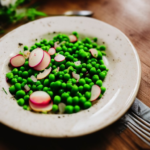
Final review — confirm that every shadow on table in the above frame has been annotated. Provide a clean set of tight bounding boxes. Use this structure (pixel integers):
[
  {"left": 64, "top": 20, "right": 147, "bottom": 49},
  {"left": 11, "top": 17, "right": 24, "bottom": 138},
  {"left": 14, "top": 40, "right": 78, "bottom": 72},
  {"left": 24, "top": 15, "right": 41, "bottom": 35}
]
[{"left": 0, "top": 123, "right": 113, "bottom": 150}]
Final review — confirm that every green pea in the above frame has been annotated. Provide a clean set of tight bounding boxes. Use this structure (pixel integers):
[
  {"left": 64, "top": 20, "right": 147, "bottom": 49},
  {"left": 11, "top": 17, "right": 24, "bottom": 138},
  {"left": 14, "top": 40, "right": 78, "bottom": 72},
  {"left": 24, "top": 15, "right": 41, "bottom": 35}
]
[
  {"left": 96, "top": 80, "right": 103, "bottom": 87},
  {"left": 6, "top": 72, "right": 13, "bottom": 79},
  {"left": 99, "top": 60, "right": 104, "bottom": 65},
  {"left": 99, "top": 45, "right": 106, "bottom": 50},
  {"left": 61, "top": 82, "right": 66, "bottom": 89},
  {"left": 27, "top": 77, "right": 33, "bottom": 84},
  {"left": 81, "top": 68, "right": 86, "bottom": 73},
  {"left": 17, "top": 98, "right": 25, "bottom": 106},
  {"left": 91, "top": 61, "right": 96, "bottom": 66},
  {"left": 20, "top": 66, "right": 25, "bottom": 71},
  {"left": 79, "top": 78, "right": 86, "bottom": 85},
  {"left": 65, "top": 105, "right": 74, "bottom": 114},
  {"left": 28, "top": 69, "right": 34, "bottom": 76},
  {"left": 90, "top": 67, "right": 96, "bottom": 74},
  {"left": 36, "top": 81, "right": 41, "bottom": 86},
  {"left": 74, "top": 105, "right": 80, "bottom": 113},
  {"left": 85, "top": 92, "right": 91, "bottom": 99},
  {"left": 59, "top": 89, "right": 64, "bottom": 95},
  {"left": 64, "top": 74, "right": 70, "bottom": 81},
  {"left": 99, "top": 71, "right": 106, "bottom": 80},
  {"left": 100, "top": 65, "right": 107, "bottom": 71},
  {"left": 71, "top": 85, "right": 78, "bottom": 94},
  {"left": 18, "top": 71, "right": 22, "bottom": 76},
  {"left": 43, "top": 79, "right": 49, "bottom": 86},
  {"left": 72, "top": 96, "right": 79, "bottom": 105},
  {"left": 9, "top": 85, "right": 16, "bottom": 94},
  {"left": 12, "top": 68, "right": 18, "bottom": 75},
  {"left": 60, "top": 64, "right": 65, "bottom": 70},
  {"left": 87, "top": 64, "right": 92, "bottom": 70},
  {"left": 16, "top": 90, "right": 25, "bottom": 98},
  {"left": 43, "top": 87, "right": 49, "bottom": 92},
  {"left": 95, "top": 64, "right": 100, "bottom": 69},
  {"left": 24, "top": 45, "right": 28, "bottom": 51},
  {"left": 61, "top": 92, "right": 69, "bottom": 101},
  {"left": 37, "top": 85, "right": 43, "bottom": 90},
  {"left": 99, "top": 94, "right": 103, "bottom": 99},
  {"left": 101, "top": 86, "right": 106, "bottom": 94},
  {"left": 67, "top": 96, "right": 73, "bottom": 105},
  {"left": 66, "top": 82, "right": 72, "bottom": 90},
  {"left": 78, "top": 86, "right": 83, "bottom": 93},
  {"left": 52, "top": 104, "right": 59, "bottom": 112},
  {"left": 79, "top": 96, "right": 86, "bottom": 105},
  {"left": 24, "top": 95, "right": 29, "bottom": 101},
  {"left": 84, "top": 101, "right": 92, "bottom": 109},
  {"left": 47, "top": 91, "right": 53, "bottom": 98},
  {"left": 83, "top": 84, "right": 91, "bottom": 91},
  {"left": 31, "top": 84, "right": 36, "bottom": 91},
  {"left": 89, "top": 82, "right": 94, "bottom": 88},
  {"left": 56, "top": 47, "right": 62, "bottom": 52},
  {"left": 54, "top": 95, "right": 61, "bottom": 104},
  {"left": 22, "top": 71, "right": 28, "bottom": 78},
  {"left": 17, "top": 77, "right": 23, "bottom": 83},
  {"left": 11, "top": 78, "right": 17, "bottom": 84},
  {"left": 97, "top": 51, "right": 102, "bottom": 59},
  {"left": 15, "top": 83, "right": 22, "bottom": 91},
  {"left": 49, "top": 74, "right": 55, "bottom": 82},
  {"left": 23, "top": 105, "right": 30, "bottom": 110},
  {"left": 28, "top": 90, "right": 33, "bottom": 95},
  {"left": 92, "top": 75, "right": 99, "bottom": 83},
  {"left": 27, "top": 84, "right": 31, "bottom": 89},
  {"left": 71, "top": 78, "right": 76, "bottom": 84}
]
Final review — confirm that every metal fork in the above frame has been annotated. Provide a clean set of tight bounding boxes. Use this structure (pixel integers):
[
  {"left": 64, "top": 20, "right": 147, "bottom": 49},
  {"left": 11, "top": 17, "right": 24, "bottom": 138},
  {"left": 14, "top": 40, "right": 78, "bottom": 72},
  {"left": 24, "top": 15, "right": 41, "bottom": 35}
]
[{"left": 124, "top": 111, "right": 150, "bottom": 146}]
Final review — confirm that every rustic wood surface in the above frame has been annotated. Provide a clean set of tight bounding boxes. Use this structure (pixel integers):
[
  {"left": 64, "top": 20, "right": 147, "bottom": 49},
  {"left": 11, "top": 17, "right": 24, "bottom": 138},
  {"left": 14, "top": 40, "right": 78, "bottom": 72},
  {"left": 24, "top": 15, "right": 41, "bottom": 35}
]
[{"left": 0, "top": 0, "right": 150, "bottom": 149}]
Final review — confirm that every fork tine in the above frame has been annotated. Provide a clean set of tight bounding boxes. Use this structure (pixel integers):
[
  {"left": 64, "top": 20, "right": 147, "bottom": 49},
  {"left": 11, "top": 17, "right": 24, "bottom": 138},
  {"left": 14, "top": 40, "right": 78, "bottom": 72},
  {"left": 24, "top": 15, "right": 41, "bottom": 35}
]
[
  {"left": 126, "top": 123, "right": 150, "bottom": 146},
  {"left": 131, "top": 112, "right": 150, "bottom": 127},
  {"left": 128, "top": 114, "right": 150, "bottom": 133}
]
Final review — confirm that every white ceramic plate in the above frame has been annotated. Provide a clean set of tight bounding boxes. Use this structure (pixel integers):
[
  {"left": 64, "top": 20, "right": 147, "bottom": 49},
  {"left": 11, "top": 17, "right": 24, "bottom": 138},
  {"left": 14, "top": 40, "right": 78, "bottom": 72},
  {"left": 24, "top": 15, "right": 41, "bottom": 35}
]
[{"left": 0, "top": 17, "right": 141, "bottom": 137}]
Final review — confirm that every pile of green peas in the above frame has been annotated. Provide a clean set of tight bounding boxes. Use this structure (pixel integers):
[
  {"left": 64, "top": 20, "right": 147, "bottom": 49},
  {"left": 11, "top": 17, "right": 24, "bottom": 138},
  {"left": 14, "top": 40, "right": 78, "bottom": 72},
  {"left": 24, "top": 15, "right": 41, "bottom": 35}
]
[{"left": 6, "top": 31, "right": 108, "bottom": 114}]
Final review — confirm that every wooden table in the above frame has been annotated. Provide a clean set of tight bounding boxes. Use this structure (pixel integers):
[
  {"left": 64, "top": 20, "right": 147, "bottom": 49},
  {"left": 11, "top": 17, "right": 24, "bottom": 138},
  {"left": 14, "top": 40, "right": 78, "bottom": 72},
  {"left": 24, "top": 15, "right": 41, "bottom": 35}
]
[{"left": 0, "top": 0, "right": 150, "bottom": 149}]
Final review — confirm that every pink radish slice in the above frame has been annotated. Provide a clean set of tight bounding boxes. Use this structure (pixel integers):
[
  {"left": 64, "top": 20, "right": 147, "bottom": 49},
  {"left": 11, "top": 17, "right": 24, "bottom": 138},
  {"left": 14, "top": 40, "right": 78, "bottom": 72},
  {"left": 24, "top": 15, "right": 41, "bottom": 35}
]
[
  {"left": 37, "top": 67, "right": 52, "bottom": 80},
  {"left": 24, "top": 50, "right": 30, "bottom": 59},
  {"left": 24, "top": 84, "right": 30, "bottom": 92},
  {"left": 6, "top": 78, "right": 8, "bottom": 82},
  {"left": 34, "top": 51, "right": 51, "bottom": 71},
  {"left": 90, "top": 85, "right": 101, "bottom": 101},
  {"left": 58, "top": 103, "right": 66, "bottom": 114},
  {"left": 10, "top": 54, "right": 25, "bottom": 67},
  {"left": 56, "top": 67, "right": 60, "bottom": 72},
  {"left": 48, "top": 48, "right": 56, "bottom": 55},
  {"left": 54, "top": 41, "right": 59, "bottom": 49},
  {"left": 54, "top": 54, "right": 65, "bottom": 62},
  {"left": 72, "top": 72, "right": 80, "bottom": 82},
  {"left": 29, "top": 48, "right": 44, "bottom": 67},
  {"left": 90, "top": 49, "right": 98, "bottom": 58},
  {"left": 29, "top": 101, "right": 53, "bottom": 112},
  {"left": 30, "top": 91, "right": 51, "bottom": 106},
  {"left": 74, "top": 61, "right": 81, "bottom": 66},
  {"left": 69, "top": 35, "right": 77, "bottom": 43}
]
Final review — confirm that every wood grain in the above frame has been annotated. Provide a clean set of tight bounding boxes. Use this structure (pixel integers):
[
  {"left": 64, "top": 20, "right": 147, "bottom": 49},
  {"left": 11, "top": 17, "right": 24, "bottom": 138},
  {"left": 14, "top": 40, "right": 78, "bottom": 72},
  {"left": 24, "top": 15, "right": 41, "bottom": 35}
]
[{"left": 0, "top": 0, "right": 150, "bottom": 149}]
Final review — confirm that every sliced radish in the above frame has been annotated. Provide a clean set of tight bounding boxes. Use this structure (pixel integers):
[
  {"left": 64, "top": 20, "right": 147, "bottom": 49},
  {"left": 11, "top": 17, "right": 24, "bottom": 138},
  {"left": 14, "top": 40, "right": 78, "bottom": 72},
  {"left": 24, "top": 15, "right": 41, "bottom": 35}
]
[
  {"left": 34, "top": 51, "right": 51, "bottom": 71},
  {"left": 56, "top": 67, "right": 60, "bottom": 72},
  {"left": 72, "top": 72, "right": 80, "bottom": 82},
  {"left": 30, "top": 91, "right": 51, "bottom": 106},
  {"left": 69, "top": 35, "right": 77, "bottom": 43},
  {"left": 74, "top": 61, "right": 81, "bottom": 66},
  {"left": 30, "top": 75, "right": 37, "bottom": 82},
  {"left": 90, "top": 85, "right": 101, "bottom": 101},
  {"left": 54, "top": 54, "right": 65, "bottom": 62},
  {"left": 48, "top": 47, "right": 56, "bottom": 55},
  {"left": 29, "top": 48, "right": 44, "bottom": 67},
  {"left": 24, "top": 50, "right": 30, "bottom": 59},
  {"left": 90, "top": 49, "right": 98, "bottom": 58},
  {"left": 29, "top": 101, "right": 53, "bottom": 112},
  {"left": 24, "top": 84, "right": 30, "bottom": 92},
  {"left": 58, "top": 103, "right": 66, "bottom": 114},
  {"left": 54, "top": 41, "right": 59, "bottom": 49},
  {"left": 37, "top": 67, "right": 52, "bottom": 80},
  {"left": 10, "top": 54, "right": 25, "bottom": 67}
]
